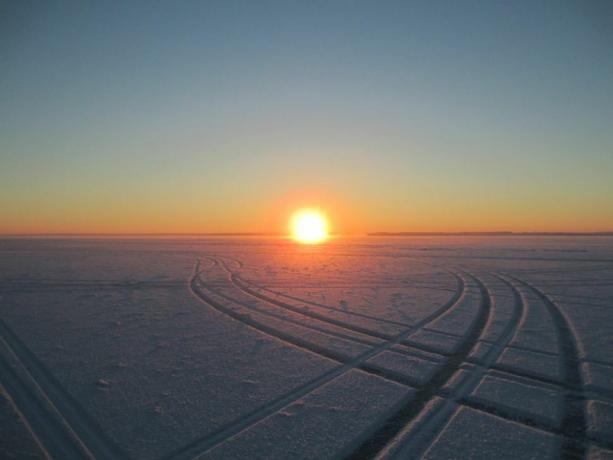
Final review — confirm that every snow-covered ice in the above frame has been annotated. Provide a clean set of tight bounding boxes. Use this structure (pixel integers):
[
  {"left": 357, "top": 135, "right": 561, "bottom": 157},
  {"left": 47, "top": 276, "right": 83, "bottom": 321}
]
[{"left": 1, "top": 236, "right": 612, "bottom": 459}]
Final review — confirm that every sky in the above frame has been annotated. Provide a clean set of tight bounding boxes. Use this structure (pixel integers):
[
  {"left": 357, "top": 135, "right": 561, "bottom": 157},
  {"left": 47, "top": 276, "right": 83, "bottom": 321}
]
[{"left": 1, "top": 1, "right": 612, "bottom": 234}]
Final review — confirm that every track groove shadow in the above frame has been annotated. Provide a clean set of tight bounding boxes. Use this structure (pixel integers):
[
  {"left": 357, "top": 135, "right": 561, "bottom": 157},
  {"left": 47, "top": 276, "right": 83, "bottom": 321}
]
[
  {"left": 164, "top": 258, "right": 469, "bottom": 460},
  {"left": 0, "top": 319, "right": 128, "bottom": 460}
]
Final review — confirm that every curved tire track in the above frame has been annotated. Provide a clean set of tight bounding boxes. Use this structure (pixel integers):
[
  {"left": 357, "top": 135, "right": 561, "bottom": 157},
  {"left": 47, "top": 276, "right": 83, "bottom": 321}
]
[
  {"left": 171, "top": 258, "right": 470, "bottom": 460},
  {"left": 201, "top": 257, "right": 468, "bottom": 373},
  {"left": 189, "top": 258, "right": 596, "bottom": 459},
  {"left": 217, "top": 254, "right": 418, "bottom": 329},
  {"left": 220, "top": 258, "right": 466, "bottom": 353},
  {"left": 201, "top": 280, "right": 442, "bottom": 368},
  {"left": 344, "top": 272, "right": 492, "bottom": 460},
  {"left": 509, "top": 275, "right": 587, "bottom": 460},
  {"left": 373, "top": 273, "right": 525, "bottom": 459}
]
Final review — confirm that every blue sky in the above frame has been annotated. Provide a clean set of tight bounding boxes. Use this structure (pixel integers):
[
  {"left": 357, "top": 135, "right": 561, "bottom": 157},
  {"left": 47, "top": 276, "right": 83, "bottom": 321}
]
[{"left": 1, "top": 1, "right": 612, "bottom": 233}]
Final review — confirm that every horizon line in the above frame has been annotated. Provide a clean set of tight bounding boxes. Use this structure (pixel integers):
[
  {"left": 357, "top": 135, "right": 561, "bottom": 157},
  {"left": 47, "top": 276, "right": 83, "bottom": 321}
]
[{"left": 1, "top": 230, "right": 613, "bottom": 238}]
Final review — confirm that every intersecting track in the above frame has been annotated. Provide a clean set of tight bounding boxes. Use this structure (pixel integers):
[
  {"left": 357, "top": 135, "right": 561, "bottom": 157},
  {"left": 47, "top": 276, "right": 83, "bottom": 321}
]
[
  {"left": 218, "top": 257, "right": 466, "bottom": 357},
  {"left": 213, "top": 256, "right": 465, "bottom": 357},
  {"left": 167, "top": 258, "right": 470, "bottom": 460},
  {"left": 0, "top": 319, "right": 128, "bottom": 460},
  {"left": 219, "top": 253, "right": 466, "bottom": 334},
  {"left": 181, "top": 257, "right": 569, "bottom": 459},
  {"left": 221, "top": 256, "right": 457, "bottom": 323},
  {"left": 189, "top": 257, "right": 611, "bottom": 459},
  {"left": 208, "top": 256, "right": 470, "bottom": 383},
  {"left": 234, "top": 275, "right": 413, "bottom": 329},
  {"left": 357, "top": 273, "right": 522, "bottom": 459},
  {"left": 0, "top": 252, "right": 604, "bottom": 460},
  {"left": 198, "top": 282, "right": 425, "bottom": 376},
  {"left": 206, "top": 262, "right": 409, "bottom": 354},
  {"left": 370, "top": 272, "right": 600, "bottom": 460},
  {"left": 343, "top": 268, "right": 492, "bottom": 459}
]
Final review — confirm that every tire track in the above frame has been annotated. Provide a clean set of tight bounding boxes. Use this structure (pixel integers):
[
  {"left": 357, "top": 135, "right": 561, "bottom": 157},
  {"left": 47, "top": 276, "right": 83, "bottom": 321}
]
[
  {"left": 212, "top": 255, "right": 613, "bottom": 409},
  {"left": 207, "top": 257, "right": 470, "bottom": 366},
  {"left": 220, "top": 258, "right": 467, "bottom": 352},
  {"left": 168, "top": 258, "right": 470, "bottom": 460},
  {"left": 0, "top": 354, "right": 86, "bottom": 459},
  {"left": 483, "top": 365, "right": 613, "bottom": 408},
  {"left": 231, "top": 274, "right": 414, "bottom": 341},
  {"left": 201, "top": 280, "right": 441, "bottom": 367},
  {"left": 459, "top": 397, "right": 613, "bottom": 452},
  {"left": 232, "top": 276, "right": 412, "bottom": 328},
  {"left": 192, "top": 272, "right": 416, "bottom": 386},
  {"left": 344, "top": 272, "right": 492, "bottom": 460},
  {"left": 0, "top": 319, "right": 128, "bottom": 460},
  {"left": 208, "top": 258, "right": 608, "bottom": 414},
  {"left": 509, "top": 275, "right": 587, "bottom": 460},
  {"left": 217, "top": 254, "right": 462, "bottom": 294},
  {"left": 383, "top": 274, "right": 609, "bottom": 458},
  {"left": 192, "top": 260, "right": 458, "bottom": 387},
  {"left": 213, "top": 256, "right": 592, "bottom": 395},
  {"left": 214, "top": 256, "right": 468, "bottom": 357},
  {"left": 204, "top": 258, "right": 452, "bottom": 362},
  {"left": 218, "top": 255, "right": 455, "bottom": 328},
  {"left": 371, "top": 273, "right": 524, "bottom": 459},
  {"left": 189, "top": 259, "right": 598, "bottom": 458}
]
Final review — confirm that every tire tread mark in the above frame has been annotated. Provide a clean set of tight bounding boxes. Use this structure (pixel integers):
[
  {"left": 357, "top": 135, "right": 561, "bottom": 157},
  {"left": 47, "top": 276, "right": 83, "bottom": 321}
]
[
  {"left": 0, "top": 355, "right": 86, "bottom": 459},
  {"left": 204, "top": 283, "right": 383, "bottom": 346},
  {"left": 229, "top": 269, "right": 412, "bottom": 328},
  {"left": 509, "top": 276, "right": 587, "bottom": 460},
  {"left": 387, "top": 273, "right": 524, "bottom": 459},
  {"left": 0, "top": 319, "right": 129, "bottom": 460},
  {"left": 165, "top": 259, "right": 467, "bottom": 460},
  {"left": 0, "top": 382, "right": 52, "bottom": 460},
  {"left": 344, "top": 272, "right": 491, "bottom": 459},
  {"left": 203, "top": 278, "right": 448, "bottom": 366},
  {"left": 191, "top": 260, "right": 603, "bottom": 458},
  {"left": 220, "top": 258, "right": 466, "bottom": 352},
  {"left": 461, "top": 398, "right": 613, "bottom": 451},
  {"left": 193, "top": 277, "right": 416, "bottom": 386}
]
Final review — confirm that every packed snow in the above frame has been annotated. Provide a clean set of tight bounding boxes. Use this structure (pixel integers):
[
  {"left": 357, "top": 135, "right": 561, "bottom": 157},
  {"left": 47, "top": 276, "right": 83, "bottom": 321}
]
[{"left": 0, "top": 236, "right": 612, "bottom": 459}]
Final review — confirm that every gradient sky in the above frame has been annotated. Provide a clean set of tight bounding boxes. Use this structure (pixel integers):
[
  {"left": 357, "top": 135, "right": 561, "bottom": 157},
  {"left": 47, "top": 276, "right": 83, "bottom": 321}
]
[{"left": 1, "top": 1, "right": 612, "bottom": 234}]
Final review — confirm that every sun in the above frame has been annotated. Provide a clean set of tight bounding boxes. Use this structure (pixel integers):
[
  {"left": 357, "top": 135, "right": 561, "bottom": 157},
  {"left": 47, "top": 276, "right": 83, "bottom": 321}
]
[{"left": 290, "top": 209, "right": 329, "bottom": 244}]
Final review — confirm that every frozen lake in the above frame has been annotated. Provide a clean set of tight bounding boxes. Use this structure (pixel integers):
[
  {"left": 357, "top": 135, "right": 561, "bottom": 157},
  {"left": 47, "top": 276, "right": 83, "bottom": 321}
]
[{"left": 1, "top": 236, "right": 612, "bottom": 459}]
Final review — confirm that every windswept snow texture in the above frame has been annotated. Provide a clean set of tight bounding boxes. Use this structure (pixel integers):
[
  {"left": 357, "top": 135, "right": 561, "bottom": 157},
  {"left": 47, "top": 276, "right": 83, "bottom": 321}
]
[{"left": 1, "top": 236, "right": 613, "bottom": 460}]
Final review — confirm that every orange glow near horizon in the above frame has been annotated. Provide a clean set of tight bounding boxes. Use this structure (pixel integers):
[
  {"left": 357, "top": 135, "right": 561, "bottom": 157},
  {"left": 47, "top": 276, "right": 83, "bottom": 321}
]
[
  {"left": 1, "top": 186, "right": 612, "bottom": 235},
  {"left": 290, "top": 209, "right": 329, "bottom": 244}
]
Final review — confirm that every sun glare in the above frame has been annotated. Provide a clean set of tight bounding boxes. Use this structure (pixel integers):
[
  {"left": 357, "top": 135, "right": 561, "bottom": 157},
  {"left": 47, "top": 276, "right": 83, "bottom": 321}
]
[{"left": 291, "top": 209, "right": 329, "bottom": 244}]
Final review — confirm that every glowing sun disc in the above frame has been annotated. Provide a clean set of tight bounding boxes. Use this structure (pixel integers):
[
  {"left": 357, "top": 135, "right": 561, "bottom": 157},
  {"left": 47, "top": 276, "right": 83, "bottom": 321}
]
[{"left": 291, "top": 209, "right": 329, "bottom": 244}]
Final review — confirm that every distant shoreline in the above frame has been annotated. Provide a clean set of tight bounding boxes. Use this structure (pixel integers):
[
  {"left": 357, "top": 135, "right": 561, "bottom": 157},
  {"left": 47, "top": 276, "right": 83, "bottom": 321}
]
[{"left": 367, "top": 232, "right": 613, "bottom": 237}]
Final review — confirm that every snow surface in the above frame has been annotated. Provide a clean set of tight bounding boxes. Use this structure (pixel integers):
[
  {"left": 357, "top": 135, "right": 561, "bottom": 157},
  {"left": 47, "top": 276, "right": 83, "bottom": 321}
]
[{"left": 0, "top": 236, "right": 612, "bottom": 459}]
